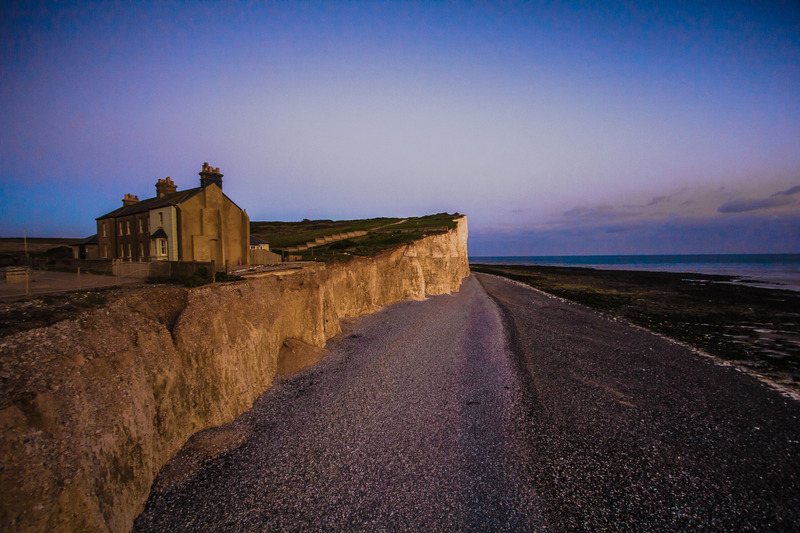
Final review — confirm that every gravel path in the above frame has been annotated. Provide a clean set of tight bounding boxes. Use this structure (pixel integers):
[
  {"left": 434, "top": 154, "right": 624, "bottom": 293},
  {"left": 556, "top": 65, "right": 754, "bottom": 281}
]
[
  {"left": 478, "top": 273, "right": 800, "bottom": 531},
  {"left": 135, "top": 275, "right": 542, "bottom": 531},
  {"left": 134, "top": 273, "right": 800, "bottom": 531}
]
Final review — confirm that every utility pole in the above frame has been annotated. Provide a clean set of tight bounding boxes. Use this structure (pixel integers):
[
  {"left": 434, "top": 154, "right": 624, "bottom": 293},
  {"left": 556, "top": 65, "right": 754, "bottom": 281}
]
[{"left": 23, "top": 228, "right": 30, "bottom": 296}]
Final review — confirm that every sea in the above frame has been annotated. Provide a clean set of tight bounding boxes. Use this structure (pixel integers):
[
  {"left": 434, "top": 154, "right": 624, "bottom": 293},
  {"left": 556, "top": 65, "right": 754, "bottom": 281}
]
[{"left": 470, "top": 254, "right": 800, "bottom": 292}]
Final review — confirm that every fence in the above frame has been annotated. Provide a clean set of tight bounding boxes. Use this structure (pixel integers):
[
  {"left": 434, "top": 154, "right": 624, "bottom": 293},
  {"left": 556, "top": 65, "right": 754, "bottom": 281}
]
[
  {"left": 112, "top": 261, "right": 151, "bottom": 278},
  {"left": 32, "top": 258, "right": 116, "bottom": 275},
  {"left": 3, "top": 266, "right": 31, "bottom": 283},
  {"left": 147, "top": 261, "right": 214, "bottom": 283},
  {"left": 19, "top": 257, "right": 224, "bottom": 285}
]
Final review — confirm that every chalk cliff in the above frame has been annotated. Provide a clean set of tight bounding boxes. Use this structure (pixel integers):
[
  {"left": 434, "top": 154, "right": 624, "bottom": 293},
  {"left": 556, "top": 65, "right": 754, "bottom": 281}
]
[{"left": 0, "top": 217, "right": 469, "bottom": 532}]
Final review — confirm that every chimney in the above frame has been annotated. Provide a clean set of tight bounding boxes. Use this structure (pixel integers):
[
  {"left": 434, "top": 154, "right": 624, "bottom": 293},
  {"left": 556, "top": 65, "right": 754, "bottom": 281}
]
[
  {"left": 199, "top": 162, "right": 223, "bottom": 190},
  {"left": 155, "top": 177, "right": 178, "bottom": 198},
  {"left": 122, "top": 193, "right": 139, "bottom": 206}
]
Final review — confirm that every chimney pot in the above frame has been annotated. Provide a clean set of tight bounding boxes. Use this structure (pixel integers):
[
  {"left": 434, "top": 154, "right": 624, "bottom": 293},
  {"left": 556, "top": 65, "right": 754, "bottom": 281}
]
[
  {"left": 122, "top": 193, "right": 139, "bottom": 206},
  {"left": 199, "top": 162, "right": 224, "bottom": 190},
  {"left": 155, "top": 176, "right": 178, "bottom": 198}
]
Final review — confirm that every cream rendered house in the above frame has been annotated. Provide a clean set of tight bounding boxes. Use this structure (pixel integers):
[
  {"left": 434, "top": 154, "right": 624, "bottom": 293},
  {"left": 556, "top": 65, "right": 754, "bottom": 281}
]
[{"left": 96, "top": 163, "right": 250, "bottom": 267}]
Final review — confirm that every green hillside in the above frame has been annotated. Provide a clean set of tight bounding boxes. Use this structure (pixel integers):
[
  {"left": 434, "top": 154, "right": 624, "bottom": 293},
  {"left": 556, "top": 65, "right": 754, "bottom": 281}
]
[{"left": 251, "top": 213, "right": 460, "bottom": 261}]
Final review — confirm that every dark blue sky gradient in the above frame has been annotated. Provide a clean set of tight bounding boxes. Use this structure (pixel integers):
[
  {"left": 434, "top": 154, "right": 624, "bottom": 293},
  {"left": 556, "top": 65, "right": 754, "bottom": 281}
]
[{"left": 2, "top": 1, "right": 799, "bottom": 254}]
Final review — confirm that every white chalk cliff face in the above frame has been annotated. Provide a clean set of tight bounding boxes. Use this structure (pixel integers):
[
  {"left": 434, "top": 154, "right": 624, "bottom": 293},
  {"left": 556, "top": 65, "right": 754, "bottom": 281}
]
[{"left": 0, "top": 216, "right": 469, "bottom": 532}]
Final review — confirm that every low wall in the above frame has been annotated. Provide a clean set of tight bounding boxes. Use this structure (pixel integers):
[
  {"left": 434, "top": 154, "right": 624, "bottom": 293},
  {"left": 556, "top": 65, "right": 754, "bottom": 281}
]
[
  {"left": 39, "top": 260, "right": 215, "bottom": 281},
  {"left": 249, "top": 248, "right": 281, "bottom": 265},
  {"left": 0, "top": 217, "right": 469, "bottom": 532},
  {"left": 147, "top": 261, "right": 214, "bottom": 282},
  {"left": 3, "top": 267, "right": 31, "bottom": 283}
]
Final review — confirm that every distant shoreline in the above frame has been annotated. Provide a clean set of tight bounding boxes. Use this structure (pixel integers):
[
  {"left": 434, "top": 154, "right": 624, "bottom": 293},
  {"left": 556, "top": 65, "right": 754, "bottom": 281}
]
[{"left": 470, "top": 254, "right": 800, "bottom": 293}]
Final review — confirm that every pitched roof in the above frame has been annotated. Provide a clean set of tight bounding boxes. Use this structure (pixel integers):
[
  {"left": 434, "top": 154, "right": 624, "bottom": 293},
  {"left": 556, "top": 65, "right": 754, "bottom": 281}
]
[
  {"left": 73, "top": 234, "right": 98, "bottom": 245},
  {"left": 250, "top": 235, "right": 268, "bottom": 246},
  {"left": 96, "top": 188, "right": 204, "bottom": 220},
  {"left": 150, "top": 228, "right": 168, "bottom": 239}
]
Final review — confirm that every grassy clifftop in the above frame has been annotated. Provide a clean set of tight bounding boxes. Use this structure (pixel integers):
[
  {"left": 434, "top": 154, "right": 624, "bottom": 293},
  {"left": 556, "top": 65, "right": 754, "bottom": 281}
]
[{"left": 251, "top": 213, "right": 460, "bottom": 261}]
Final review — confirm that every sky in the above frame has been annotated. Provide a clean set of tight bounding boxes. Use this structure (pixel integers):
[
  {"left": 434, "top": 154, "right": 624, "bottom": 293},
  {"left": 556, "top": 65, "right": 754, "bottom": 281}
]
[{"left": 2, "top": 1, "right": 799, "bottom": 255}]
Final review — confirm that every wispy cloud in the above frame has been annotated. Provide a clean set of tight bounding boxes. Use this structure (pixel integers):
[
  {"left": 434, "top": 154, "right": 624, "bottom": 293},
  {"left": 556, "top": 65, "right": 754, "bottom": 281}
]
[
  {"left": 472, "top": 183, "right": 800, "bottom": 255},
  {"left": 563, "top": 204, "right": 636, "bottom": 220},
  {"left": 718, "top": 185, "right": 800, "bottom": 214},
  {"left": 470, "top": 213, "right": 800, "bottom": 256},
  {"left": 647, "top": 195, "right": 667, "bottom": 206},
  {"left": 559, "top": 188, "right": 705, "bottom": 227}
]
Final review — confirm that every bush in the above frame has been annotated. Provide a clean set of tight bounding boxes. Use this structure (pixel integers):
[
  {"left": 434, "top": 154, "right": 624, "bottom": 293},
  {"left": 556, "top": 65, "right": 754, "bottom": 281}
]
[
  {"left": 183, "top": 266, "right": 211, "bottom": 287},
  {"left": 215, "top": 272, "right": 244, "bottom": 283}
]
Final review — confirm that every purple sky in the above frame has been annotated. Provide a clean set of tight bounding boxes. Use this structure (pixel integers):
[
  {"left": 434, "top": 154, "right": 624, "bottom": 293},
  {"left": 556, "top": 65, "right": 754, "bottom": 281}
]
[{"left": 2, "top": 1, "right": 799, "bottom": 255}]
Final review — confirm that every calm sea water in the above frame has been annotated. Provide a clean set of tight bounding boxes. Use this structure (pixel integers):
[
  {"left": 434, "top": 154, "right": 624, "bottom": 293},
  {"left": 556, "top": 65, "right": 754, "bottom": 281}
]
[{"left": 470, "top": 254, "right": 800, "bottom": 292}]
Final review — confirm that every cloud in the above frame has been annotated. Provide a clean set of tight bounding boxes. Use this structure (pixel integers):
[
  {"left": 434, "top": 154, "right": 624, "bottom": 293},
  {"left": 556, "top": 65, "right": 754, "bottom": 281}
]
[
  {"left": 561, "top": 186, "right": 720, "bottom": 228},
  {"left": 470, "top": 183, "right": 800, "bottom": 256},
  {"left": 717, "top": 197, "right": 795, "bottom": 213},
  {"left": 563, "top": 204, "right": 636, "bottom": 221},
  {"left": 718, "top": 184, "right": 800, "bottom": 213},
  {"left": 469, "top": 213, "right": 800, "bottom": 256},
  {"left": 778, "top": 185, "right": 800, "bottom": 196}
]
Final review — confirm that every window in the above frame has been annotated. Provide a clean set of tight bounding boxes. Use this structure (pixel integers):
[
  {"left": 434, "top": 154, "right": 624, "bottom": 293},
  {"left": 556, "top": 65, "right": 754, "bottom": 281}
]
[
  {"left": 126, "top": 221, "right": 131, "bottom": 235},
  {"left": 159, "top": 239, "right": 167, "bottom": 256},
  {"left": 119, "top": 222, "right": 123, "bottom": 234},
  {"left": 138, "top": 219, "right": 143, "bottom": 233},
  {"left": 119, "top": 245, "right": 123, "bottom": 257},
  {"left": 139, "top": 243, "right": 144, "bottom": 258},
  {"left": 127, "top": 244, "right": 132, "bottom": 258},
  {"left": 158, "top": 212, "right": 164, "bottom": 227},
  {"left": 103, "top": 245, "right": 108, "bottom": 258},
  {"left": 102, "top": 222, "right": 107, "bottom": 237}
]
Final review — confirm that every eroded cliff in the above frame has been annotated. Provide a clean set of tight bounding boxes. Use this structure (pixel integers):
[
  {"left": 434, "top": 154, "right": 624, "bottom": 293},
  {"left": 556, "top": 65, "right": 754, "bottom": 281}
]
[{"left": 0, "top": 217, "right": 469, "bottom": 532}]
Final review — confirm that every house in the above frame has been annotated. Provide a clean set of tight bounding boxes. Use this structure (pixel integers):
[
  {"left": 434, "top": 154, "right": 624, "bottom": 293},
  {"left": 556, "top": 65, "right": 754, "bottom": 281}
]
[
  {"left": 71, "top": 234, "right": 100, "bottom": 260},
  {"left": 249, "top": 235, "right": 270, "bottom": 250},
  {"left": 96, "top": 163, "right": 250, "bottom": 267},
  {"left": 248, "top": 235, "right": 281, "bottom": 265}
]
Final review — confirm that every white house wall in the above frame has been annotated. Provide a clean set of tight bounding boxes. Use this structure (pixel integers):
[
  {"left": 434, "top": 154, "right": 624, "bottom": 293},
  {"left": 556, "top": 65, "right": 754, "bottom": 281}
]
[{"left": 150, "top": 206, "right": 179, "bottom": 261}]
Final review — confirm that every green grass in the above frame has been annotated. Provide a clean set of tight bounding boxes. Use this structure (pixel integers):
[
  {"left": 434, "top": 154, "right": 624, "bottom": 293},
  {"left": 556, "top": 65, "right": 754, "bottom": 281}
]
[
  {"left": 250, "top": 218, "right": 401, "bottom": 249},
  {"left": 300, "top": 231, "right": 426, "bottom": 262},
  {"left": 251, "top": 213, "right": 461, "bottom": 261},
  {"left": 377, "top": 213, "right": 460, "bottom": 231}
]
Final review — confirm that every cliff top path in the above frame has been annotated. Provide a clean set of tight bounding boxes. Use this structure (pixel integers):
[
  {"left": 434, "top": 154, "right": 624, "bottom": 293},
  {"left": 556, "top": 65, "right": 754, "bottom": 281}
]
[{"left": 134, "top": 273, "right": 800, "bottom": 532}]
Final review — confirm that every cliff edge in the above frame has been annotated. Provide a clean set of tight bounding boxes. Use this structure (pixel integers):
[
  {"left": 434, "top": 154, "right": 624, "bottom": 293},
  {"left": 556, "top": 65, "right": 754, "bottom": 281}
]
[{"left": 0, "top": 217, "right": 469, "bottom": 532}]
